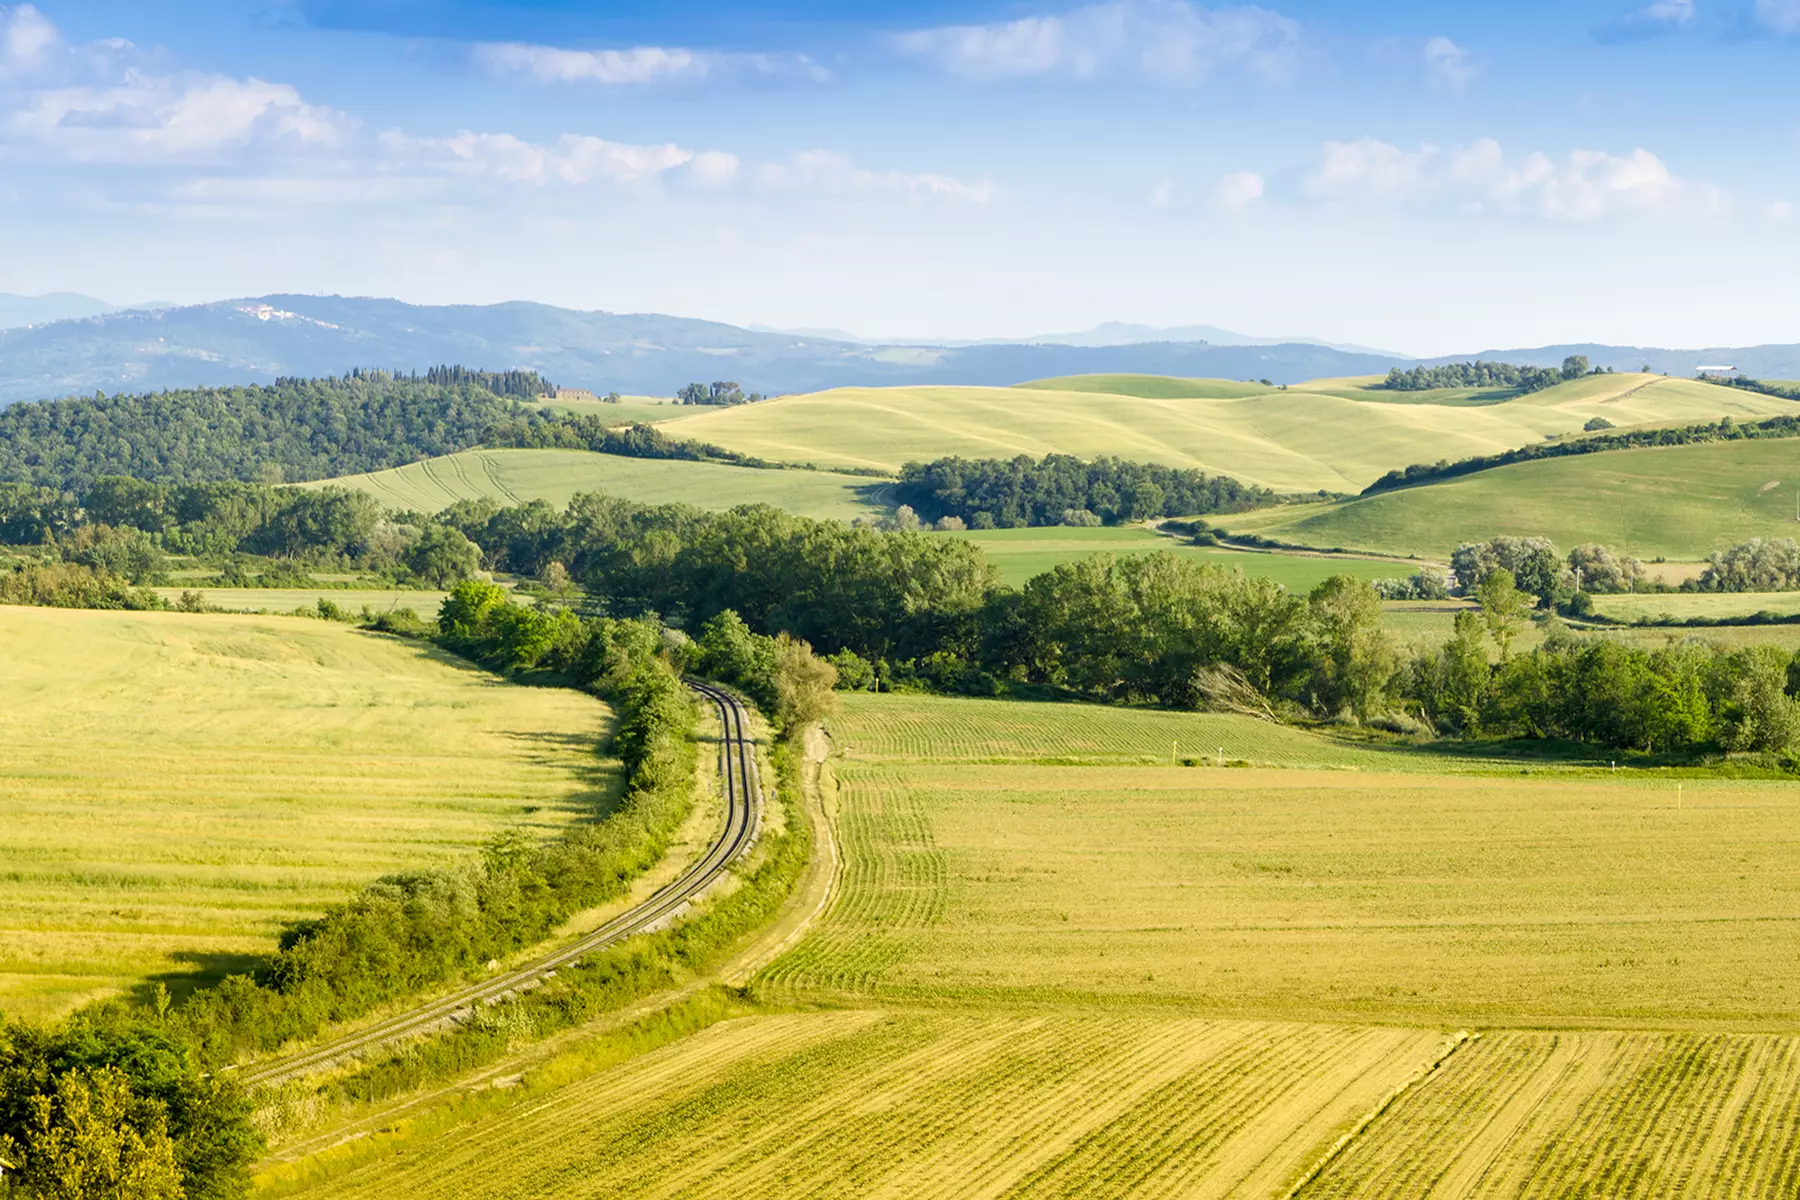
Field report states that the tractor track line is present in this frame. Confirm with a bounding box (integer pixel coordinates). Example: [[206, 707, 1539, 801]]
[[234, 679, 761, 1089]]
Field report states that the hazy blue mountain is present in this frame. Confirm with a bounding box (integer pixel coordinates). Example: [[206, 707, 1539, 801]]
[[4, 294, 1797, 407], [0, 292, 117, 331], [752, 318, 1404, 356], [0, 295, 1405, 405], [1428, 344, 1800, 379]]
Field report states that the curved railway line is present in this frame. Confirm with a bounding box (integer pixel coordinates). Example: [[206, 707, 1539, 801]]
[[236, 679, 762, 1088]]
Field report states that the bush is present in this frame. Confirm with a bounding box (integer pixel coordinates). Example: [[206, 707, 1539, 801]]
[[1584, 416, 1615, 431]]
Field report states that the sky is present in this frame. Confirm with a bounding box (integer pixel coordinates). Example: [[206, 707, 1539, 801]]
[[0, 0, 1798, 354]]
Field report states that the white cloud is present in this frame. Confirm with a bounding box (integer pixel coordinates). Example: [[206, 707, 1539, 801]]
[[1641, 0, 1697, 24], [1759, 0, 1800, 34], [1308, 138, 1438, 201], [1, 4, 57, 75], [1596, 0, 1696, 41], [395, 131, 698, 186], [1762, 200, 1794, 223], [894, 0, 1300, 85], [1422, 36, 1473, 93], [1309, 136, 1718, 222], [471, 41, 828, 86], [686, 150, 742, 188], [13, 74, 354, 162], [1149, 180, 1174, 208], [170, 176, 442, 205], [1217, 170, 1264, 208], [758, 150, 996, 203]]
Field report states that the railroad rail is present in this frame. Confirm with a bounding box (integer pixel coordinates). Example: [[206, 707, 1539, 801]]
[[236, 679, 761, 1088]]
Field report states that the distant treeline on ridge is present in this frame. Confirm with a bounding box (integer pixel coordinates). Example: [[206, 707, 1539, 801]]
[[1382, 357, 1592, 394], [895, 454, 1274, 528]]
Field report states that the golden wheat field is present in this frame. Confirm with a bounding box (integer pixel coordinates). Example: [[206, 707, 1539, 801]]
[[278, 688, 1800, 1198], [0, 607, 610, 1020]]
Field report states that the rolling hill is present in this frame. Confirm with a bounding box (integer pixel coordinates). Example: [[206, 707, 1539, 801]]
[[1217, 435, 1800, 560], [659, 373, 1798, 493], [308, 448, 889, 521]]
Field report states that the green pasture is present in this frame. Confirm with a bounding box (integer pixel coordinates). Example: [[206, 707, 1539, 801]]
[[305, 448, 888, 520], [1219, 436, 1800, 560], [152, 587, 450, 618], [939, 525, 1413, 589], [1592, 591, 1800, 623], [0, 607, 609, 1021], [659, 374, 1788, 493]]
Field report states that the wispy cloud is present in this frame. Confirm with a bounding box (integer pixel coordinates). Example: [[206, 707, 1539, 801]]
[[758, 150, 995, 203], [1217, 170, 1264, 209], [387, 130, 709, 187], [1422, 36, 1473, 93], [12, 75, 353, 162], [1596, 0, 1696, 42], [1758, 0, 1800, 35], [893, 0, 1300, 85], [0, 4, 57, 75], [1306, 136, 1723, 222], [471, 42, 829, 87]]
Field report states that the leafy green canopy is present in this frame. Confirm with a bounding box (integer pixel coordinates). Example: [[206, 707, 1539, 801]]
[[0, 372, 548, 491], [894, 453, 1273, 528]]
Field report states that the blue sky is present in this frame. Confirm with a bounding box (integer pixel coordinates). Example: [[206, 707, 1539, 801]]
[[1, 1, 1798, 353]]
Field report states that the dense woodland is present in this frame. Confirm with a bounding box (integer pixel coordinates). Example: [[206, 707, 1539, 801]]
[[1381, 356, 1590, 394], [895, 454, 1274, 527], [0, 371, 559, 490]]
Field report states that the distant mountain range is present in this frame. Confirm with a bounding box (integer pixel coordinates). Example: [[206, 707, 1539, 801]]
[[750, 319, 1406, 356], [0, 294, 1797, 407], [0, 292, 177, 332]]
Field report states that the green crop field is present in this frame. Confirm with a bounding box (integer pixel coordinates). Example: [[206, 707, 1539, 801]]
[[0, 607, 609, 1021], [1593, 591, 1800, 623], [657, 374, 1792, 492], [942, 525, 1415, 589], [151, 587, 450, 618], [1221, 436, 1800, 561], [304, 448, 888, 520], [298, 689, 1800, 1197], [541, 396, 681, 424]]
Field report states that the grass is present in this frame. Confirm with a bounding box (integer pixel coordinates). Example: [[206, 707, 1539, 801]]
[[1593, 591, 1800, 624], [151, 588, 450, 618], [941, 525, 1413, 589], [296, 688, 1800, 1197], [540, 396, 681, 425], [1221, 436, 1800, 561], [657, 374, 1793, 493], [0, 607, 610, 1021], [303, 448, 889, 520]]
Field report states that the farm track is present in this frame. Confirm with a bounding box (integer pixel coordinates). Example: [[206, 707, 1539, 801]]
[[234, 679, 762, 1089]]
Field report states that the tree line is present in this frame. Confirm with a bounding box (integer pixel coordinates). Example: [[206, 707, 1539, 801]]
[[894, 453, 1274, 528], [0, 372, 554, 491], [676, 381, 765, 405], [1381, 356, 1591, 394]]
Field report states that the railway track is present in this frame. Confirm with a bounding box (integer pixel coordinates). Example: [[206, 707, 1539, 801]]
[[236, 679, 761, 1088]]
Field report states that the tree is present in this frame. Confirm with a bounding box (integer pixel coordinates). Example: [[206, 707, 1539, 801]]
[[1477, 569, 1529, 661], [771, 633, 839, 735], [64, 525, 165, 584], [1307, 575, 1399, 720], [1561, 355, 1591, 380], [403, 525, 481, 588], [3, 1068, 184, 1200], [1723, 647, 1800, 754]]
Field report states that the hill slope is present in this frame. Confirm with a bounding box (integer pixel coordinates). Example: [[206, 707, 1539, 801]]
[[660, 374, 1796, 492], [1218, 435, 1800, 559], [311, 448, 888, 521], [0, 607, 606, 1019]]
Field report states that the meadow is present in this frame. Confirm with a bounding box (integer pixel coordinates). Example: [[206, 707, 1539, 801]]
[[295, 689, 1800, 1196], [307, 448, 887, 520], [941, 525, 1413, 589], [1593, 591, 1800, 623], [1222, 436, 1800, 560], [151, 587, 450, 618], [0, 607, 610, 1020], [658, 374, 1791, 493], [541, 395, 681, 424]]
